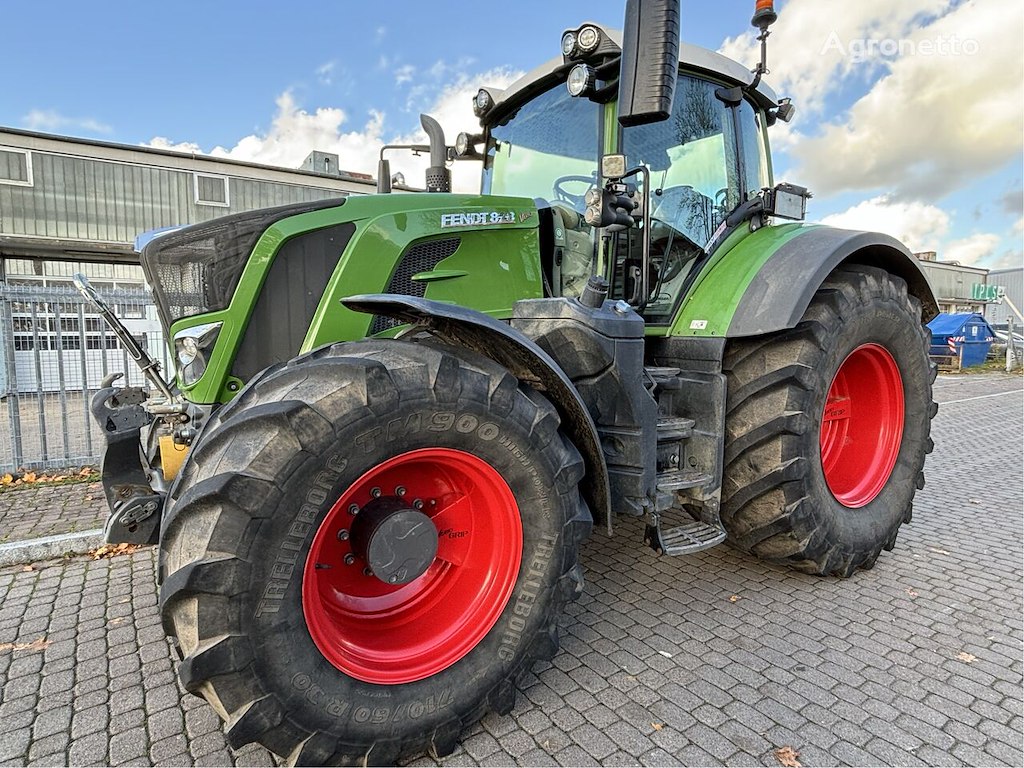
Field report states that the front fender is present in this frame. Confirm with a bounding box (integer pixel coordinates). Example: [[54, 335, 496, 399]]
[[671, 224, 939, 338], [342, 294, 612, 532]]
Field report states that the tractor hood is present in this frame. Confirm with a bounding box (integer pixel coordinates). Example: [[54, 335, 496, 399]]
[[140, 198, 347, 331]]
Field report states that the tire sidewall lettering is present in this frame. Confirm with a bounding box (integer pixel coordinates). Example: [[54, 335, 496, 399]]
[[249, 394, 571, 737]]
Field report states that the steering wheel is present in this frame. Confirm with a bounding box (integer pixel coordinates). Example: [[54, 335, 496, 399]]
[[649, 226, 700, 282], [553, 175, 597, 210], [647, 186, 711, 287]]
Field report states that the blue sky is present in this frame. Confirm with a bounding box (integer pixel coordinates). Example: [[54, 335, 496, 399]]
[[3, 0, 1021, 269]]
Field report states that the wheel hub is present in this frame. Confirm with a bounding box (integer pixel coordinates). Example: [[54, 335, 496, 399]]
[[819, 343, 905, 508], [349, 497, 438, 585], [301, 447, 523, 684]]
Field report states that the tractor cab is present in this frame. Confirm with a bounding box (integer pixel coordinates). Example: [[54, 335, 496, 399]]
[[463, 22, 788, 323]]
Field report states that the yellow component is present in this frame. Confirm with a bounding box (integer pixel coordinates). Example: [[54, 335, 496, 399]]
[[159, 435, 190, 481]]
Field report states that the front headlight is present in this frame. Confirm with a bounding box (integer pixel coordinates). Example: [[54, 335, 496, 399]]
[[174, 321, 222, 386]]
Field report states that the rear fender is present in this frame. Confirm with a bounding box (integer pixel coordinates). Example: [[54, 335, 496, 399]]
[[672, 225, 939, 338], [342, 294, 612, 532]]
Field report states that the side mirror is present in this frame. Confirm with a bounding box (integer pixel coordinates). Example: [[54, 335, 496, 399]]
[[617, 0, 680, 127], [377, 158, 392, 194]]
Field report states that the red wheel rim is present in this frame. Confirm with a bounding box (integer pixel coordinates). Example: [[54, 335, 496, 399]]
[[302, 448, 522, 684], [819, 343, 905, 508]]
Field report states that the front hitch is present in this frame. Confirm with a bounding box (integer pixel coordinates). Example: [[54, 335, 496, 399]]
[[90, 375, 164, 545]]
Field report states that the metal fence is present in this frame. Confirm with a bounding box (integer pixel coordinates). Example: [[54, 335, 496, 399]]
[[0, 283, 169, 473]]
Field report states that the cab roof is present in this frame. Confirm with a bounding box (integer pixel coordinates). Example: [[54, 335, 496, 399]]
[[480, 25, 779, 128]]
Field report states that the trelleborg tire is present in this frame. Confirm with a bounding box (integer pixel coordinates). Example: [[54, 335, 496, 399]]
[[157, 340, 592, 765], [720, 265, 936, 576]]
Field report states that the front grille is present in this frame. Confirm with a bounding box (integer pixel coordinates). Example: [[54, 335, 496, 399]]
[[232, 223, 356, 381], [140, 198, 347, 329], [371, 238, 461, 335]]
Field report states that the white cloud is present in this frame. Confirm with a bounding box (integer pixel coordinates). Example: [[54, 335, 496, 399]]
[[22, 109, 112, 135], [820, 195, 950, 252], [316, 61, 337, 86], [790, 0, 1024, 199], [200, 91, 386, 174], [943, 234, 1001, 265], [394, 65, 415, 86], [718, 0, 950, 115], [146, 137, 203, 154], [142, 67, 522, 193], [819, 196, 1016, 267]]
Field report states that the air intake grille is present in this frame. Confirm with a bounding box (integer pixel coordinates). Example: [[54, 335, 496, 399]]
[[371, 238, 460, 334]]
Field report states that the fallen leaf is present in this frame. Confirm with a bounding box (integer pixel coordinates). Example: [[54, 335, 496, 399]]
[[22, 472, 37, 483], [0, 637, 50, 654], [775, 746, 801, 767], [729, 595, 741, 602], [956, 651, 977, 663], [89, 543, 141, 560], [651, 722, 665, 731], [21, 564, 35, 572], [110, 617, 126, 626], [906, 588, 919, 598], [0, 474, 12, 485]]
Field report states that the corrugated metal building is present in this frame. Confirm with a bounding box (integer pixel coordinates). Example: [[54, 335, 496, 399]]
[[0, 127, 374, 269], [0, 128, 378, 469], [914, 251, 990, 315], [986, 267, 1024, 327]]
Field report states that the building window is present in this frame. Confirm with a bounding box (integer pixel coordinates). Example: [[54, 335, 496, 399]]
[[194, 173, 229, 207], [0, 147, 33, 186]]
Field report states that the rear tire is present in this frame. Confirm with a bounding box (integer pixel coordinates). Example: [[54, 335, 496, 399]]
[[720, 266, 936, 576], [158, 340, 591, 765]]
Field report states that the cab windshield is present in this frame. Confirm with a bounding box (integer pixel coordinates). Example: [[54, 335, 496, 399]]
[[483, 85, 600, 203], [483, 86, 601, 297]]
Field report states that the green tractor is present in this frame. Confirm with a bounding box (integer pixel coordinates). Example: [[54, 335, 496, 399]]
[[77, 0, 936, 764]]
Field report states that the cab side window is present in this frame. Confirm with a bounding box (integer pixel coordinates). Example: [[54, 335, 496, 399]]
[[624, 76, 739, 250]]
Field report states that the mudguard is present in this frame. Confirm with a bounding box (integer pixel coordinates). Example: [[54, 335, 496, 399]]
[[342, 294, 612, 532], [672, 225, 939, 339]]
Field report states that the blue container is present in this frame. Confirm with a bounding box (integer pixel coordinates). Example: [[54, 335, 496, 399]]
[[927, 313, 995, 367]]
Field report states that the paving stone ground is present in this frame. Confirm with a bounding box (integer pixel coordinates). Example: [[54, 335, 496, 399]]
[[0, 373, 1021, 767], [0, 481, 106, 543]]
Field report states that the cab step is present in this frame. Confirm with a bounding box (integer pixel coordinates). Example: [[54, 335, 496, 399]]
[[644, 515, 726, 556], [655, 469, 711, 491], [657, 416, 694, 442]]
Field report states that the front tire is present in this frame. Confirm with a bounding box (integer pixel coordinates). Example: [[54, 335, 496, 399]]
[[158, 340, 591, 765], [720, 265, 936, 576]]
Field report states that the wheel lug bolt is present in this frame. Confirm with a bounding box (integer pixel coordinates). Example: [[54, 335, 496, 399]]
[[344, 554, 355, 566], [413, 499, 423, 510], [348, 503, 359, 515], [363, 567, 373, 577], [337, 529, 349, 541], [371, 487, 381, 498], [396, 486, 406, 497], [388, 574, 399, 584]]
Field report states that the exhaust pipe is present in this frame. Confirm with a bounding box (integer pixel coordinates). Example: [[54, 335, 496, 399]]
[[420, 114, 451, 193]]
